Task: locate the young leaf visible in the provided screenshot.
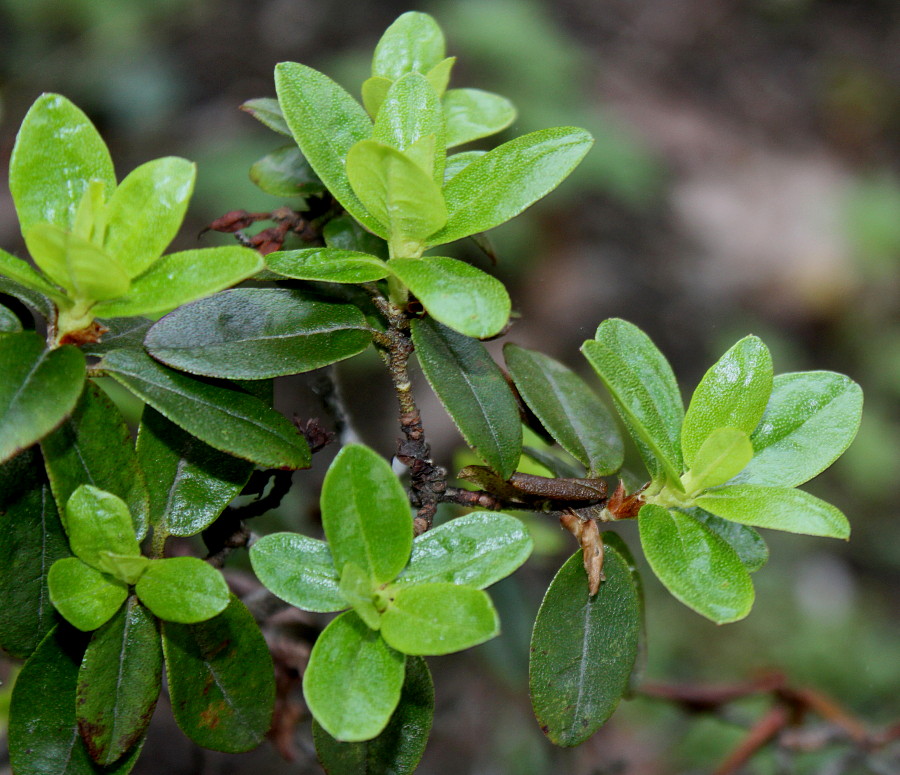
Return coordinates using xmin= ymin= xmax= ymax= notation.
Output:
xmin=76 ymin=597 xmax=162 ymax=765
xmin=91 ymin=245 xmax=264 ymax=319
xmin=372 ymin=12 xmax=445 ymax=80
xmin=681 ymin=335 xmax=773 ymax=467
xmin=163 ymin=595 xmax=275 ymax=752
xmin=391 ymin=256 xmax=510 ymax=338
xmin=529 ymin=546 xmax=641 ymax=747
xmin=680 ymin=507 xmax=769 ymax=573
xmin=731 ymin=371 xmax=864 ymax=487
xmin=428 ymin=127 xmax=593 ymax=246
xmin=250 ymin=145 xmax=325 ymax=197
xmin=249 ymin=532 xmax=346 ymax=612
xmin=313 ymin=656 xmax=434 ymax=775
xmin=99 ymin=349 xmax=310 ymax=469
xmin=321 ymin=444 xmax=412 ymax=585
xmin=638 ymin=504 xmax=754 ymax=623
xmin=304 ymin=611 xmax=406 ymax=742
xmin=362 ymin=75 xmax=393 ymax=117
xmin=582 ymin=319 xmax=684 ymax=487
xmin=136 ymin=407 xmax=253 ymax=537
xmin=443 ymin=150 xmax=486 ymax=183
xmin=145 ymin=287 xmax=372 ymax=379
xmin=274 ymin=62 xmax=379 ymax=232
xmin=411 ymin=318 xmax=521 ymax=479
xmin=240 ymin=97 xmax=291 ymax=136
xmin=0 ymin=331 xmax=85 ymax=465
xmin=48 ymin=557 xmax=128 ymax=631
xmin=380 ymin=583 xmax=499 ymax=656
xmin=426 ymin=56 xmax=455 ymax=95
xmin=696 ymin=484 xmax=850 ymax=539
xmin=443 ymin=88 xmax=516 ymax=148
xmin=10 ymin=93 xmax=116 ymax=235
xmin=397 ymin=512 xmax=532 ymax=589
xmin=681 ymin=427 xmax=753 ymax=493
xmin=64 ymin=485 xmax=142 ymax=574
xmin=135 ymin=557 xmax=230 ymax=624
xmin=0 ymin=246 xmax=69 ymax=303
xmin=42 ymin=382 xmax=149 ymax=540
xmin=340 ymin=562 xmax=382 ymax=630
xmin=267 ymin=247 xmax=390 ymax=284
xmin=505 ymin=343 xmax=624 ymax=476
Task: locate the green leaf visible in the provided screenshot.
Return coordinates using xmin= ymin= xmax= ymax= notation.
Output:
xmin=249 ymin=532 xmax=346 ymax=612
xmin=136 ymin=407 xmax=253 ymax=537
xmin=696 ymin=484 xmax=850 ymax=539
xmin=397 ymin=512 xmax=532 ymax=589
xmin=346 ymin=140 xmax=446 ymax=255
xmin=372 ymin=12 xmax=445 ymax=80
xmin=0 ymin=449 xmax=71 ymax=658
xmin=681 ymin=336 xmax=773 ymax=467
xmin=305 ymin=612 xmax=406 ymax=742
xmin=135 ymin=557 xmax=229 ymax=624
xmin=163 ymin=595 xmax=275 ymax=752
xmin=240 ymin=97 xmax=291 ymax=136
xmin=362 ymin=76 xmax=393 ymax=117
xmin=10 ymin=93 xmax=115 ymax=235
xmin=581 ymin=319 xmax=684 ymax=487
xmin=443 ymin=151 xmax=485 ymax=183
xmin=0 ymin=332 xmax=85 ymax=465
xmin=381 ymin=583 xmax=499 ymax=656
xmin=340 ymin=562 xmax=382 ymax=630
xmin=681 ymin=427 xmax=753 ymax=493
xmin=42 ymin=382 xmax=149 ymax=541
xmin=249 ymin=145 xmax=325 ymax=197
xmin=425 ymin=56 xmax=455 ymax=96
xmin=505 ymin=343 xmax=623 ymax=476
xmin=63 ymin=485 xmax=141 ymax=575
xmin=48 ymin=557 xmax=127 ymax=631
xmin=91 ymin=245 xmax=264 ymax=319
xmin=313 ymin=656 xmax=433 ymax=775
xmin=267 ymin=247 xmax=390 ymax=284
xmin=99 ymin=349 xmax=310 ymax=469
xmin=411 ymin=318 xmax=521 ymax=478
xmin=81 ymin=317 xmax=153 ymax=356
xmin=76 ymin=597 xmax=162 ymax=765
xmin=0 ymin=246 xmax=68 ymax=303
xmin=680 ymin=507 xmax=769 ymax=573
xmin=529 ymin=546 xmax=641 ymax=747
xmin=391 ymin=256 xmax=509 ymax=338
xmin=443 ymin=89 xmax=516 ymax=148
xmin=9 ymin=626 xmax=145 ymax=775
xmin=731 ymin=371 xmax=864 ymax=487
xmin=144 ymin=287 xmax=371 ymax=379
xmin=638 ymin=504 xmax=754 ymax=623
xmin=275 ymin=62 xmax=379 ymax=232
xmin=104 ymin=157 xmax=196 ymax=277
xmin=321 ymin=444 xmax=412 ymax=585
xmin=323 ymin=214 xmax=389 ymax=259
xmin=428 ymin=127 xmax=593 ymax=246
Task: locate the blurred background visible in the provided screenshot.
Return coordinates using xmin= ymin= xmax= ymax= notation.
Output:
xmin=0 ymin=0 xmax=898 ymax=773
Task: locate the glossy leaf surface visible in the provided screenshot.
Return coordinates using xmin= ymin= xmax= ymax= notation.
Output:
xmin=340 ymin=562 xmax=382 ymax=630
xmin=267 ymin=248 xmax=389 ymax=284
xmin=240 ymin=97 xmax=291 ymax=136
xmin=443 ymin=88 xmax=516 ymax=148
xmin=681 ymin=507 xmax=769 ymax=573
xmin=681 ymin=427 xmax=753 ymax=493
xmin=135 ymin=557 xmax=229 ymax=624
xmin=47 ymin=557 xmax=127 ymax=632
xmin=372 ymin=12 xmax=445 ymax=80
xmin=250 ymin=145 xmax=324 ymax=197
xmin=81 ymin=317 xmax=153 ymax=356
xmin=443 ymin=151 xmax=485 ymax=182
xmin=64 ymin=485 xmax=141 ymax=575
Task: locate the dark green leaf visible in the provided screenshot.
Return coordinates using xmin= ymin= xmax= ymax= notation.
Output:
xmin=63 ymin=485 xmax=142 ymax=577
xmin=267 ymin=248 xmax=389 ymax=284
xmin=145 ymin=287 xmax=372 ymax=379
xmin=323 ymin=215 xmax=389 ymax=259
xmin=679 ymin=508 xmax=768 ymax=573
xmin=0 ymin=246 xmax=68 ymax=306
xmin=77 ymin=598 xmax=162 ymax=765
xmin=48 ymin=557 xmax=127 ymax=631
xmin=136 ymin=557 xmax=229 ymax=624
xmin=0 ymin=332 xmax=85 ymax=464
xmin=313 ymin=656 xmax=433 ymax=775
xmin=505 ymin=343 xmax=623 ymax=475
xmin=240 ymin=97 xmax=291 ymax=136
xmin=372 ymin=12 xmax=445 ymax=80
xmin=99 ymin=349 xmax=310 ymax=469
xmin=250 ymin=145 xmax=325 ymax=197
xmin=81 ymin=317 xmax=153 ymax=356
xmin=529 ymin=546 xmax=641 ymax=747
xmin=443 ymin=89 xmax=516 ymax=148
xmin=303 ymin=611 xmax=406 ymax=742
xmin=0 ymin=272 xmax=59 ymax=320
xmin=412 ymin=318 xmax=521 ymax=479
xmin=521 ymin=446 xmax=585 ymax=479
xmin=163 ymin=595 xmax=275 ymax=752
xmin=136 ymin=407 xmax=253 ymax=537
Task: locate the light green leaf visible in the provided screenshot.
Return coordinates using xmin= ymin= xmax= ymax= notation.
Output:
xmin=680 ymin=507 xmax=769 ymax=573
xmin=696 ymin=484 xmax=850 ymax=539
xmin=372 ymin=12 xmax=445 ymax=80
xmin=249 ymin=145 xmax=324 ymax=197
xmin=380 ymin=583 xmax=499 ymax=656
xmin=304 ymin=611 xmax=406 ymax=742
xmin=681 ymin=427 xmax=753 ymax=493
xmin=638 ymin=504 xmax=754 ymax=623
xmin=732 ymin=371 xmax=864 ymax=487
xmin=135 ymin=557 xmax=230 ymax=624
xmin=582 ymin=319 xmax=684 ymax=486
xmin=443 ymin=151 xmax=485 ymax=183
xmin=428 ymin=127 xmax=593 ymax=246
xmin=0 ymin=246 xmax=68 ymax=304
xmin=397 ymin=512 xmax=532 ymax=589
xmin=682 ymin=336 xmax=773 ymax=467
xmin=267 ymin=247 xmax=389 ymax=284
xmin=250 ymin=532 xmax=345 ymax=612
xmin=391 ymin=256 xmax=509 ymax=338
xmin=91 ymin=245 xmax=263 ymax=319
xmin=443 ymin=89 xmax=516 ymax=148
xmin=425 ymin=56 xmax=455 ymax=96
xmin=505 ymin=343 xmax=623 ymax=475
xmin=340 ymin=562 xmax=382 ymax=630
xmin=48 ymin=557 xmax=127 ymax=631
xmin=321 ymin=444 xmax=412 ymax=585
xmin=0 ymin=332 xmax=85 ymax=465
xmin=411 ymin=318 xmax=521 ymax=478
xmin=240 ymin=97 xmax=291 ymax=136
xmin=64 ymin=485 xmax=141 ymax=576
xmin=10 ymin=93 xmax=116 ymax=235
xmin=362 ymin=76 xmax=393 ymax=117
